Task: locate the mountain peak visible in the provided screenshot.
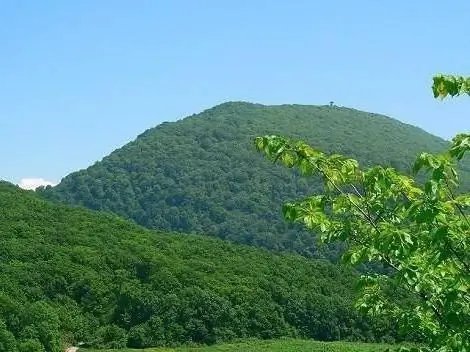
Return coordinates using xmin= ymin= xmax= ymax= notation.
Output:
xmin=39 ymin=103 xmax=469 ymax=258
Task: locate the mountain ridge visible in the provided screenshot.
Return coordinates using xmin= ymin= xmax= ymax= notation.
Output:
xmin=38 ymin=101 xmax=470 ymax=258
xmin=67 ymin=101 xmax=448 ymax=174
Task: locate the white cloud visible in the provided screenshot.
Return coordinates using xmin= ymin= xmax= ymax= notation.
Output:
xmin=18 ymin=178 xmax=57 ymax=190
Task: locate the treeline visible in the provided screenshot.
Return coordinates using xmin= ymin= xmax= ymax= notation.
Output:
xmin=38 ymin=102 xmax=470 ymax=260
xmin=1 ymin=182 xmax=404 ymax=351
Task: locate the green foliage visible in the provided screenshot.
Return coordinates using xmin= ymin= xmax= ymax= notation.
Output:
xmin=18 ymin=302 xmax=61 ymax=352
xmin=82 ymin=338 xmax=400 ymax=352
xmin=92 ymin=325 xmax=128 ymax=349
xmin=432 ymin=74 xmax=470 ymax=99
xmin=0 ymin=182 xmax=396 ymax=349
xmin=17 ymin=340 xmax=45 ymax=352
xmin=0 ymin=320 xmax=17 ymax=352
xmin=38 ymin=102 xmax=470 ymax=260
xmin=254 ymin=130 xmax=470 ymax=351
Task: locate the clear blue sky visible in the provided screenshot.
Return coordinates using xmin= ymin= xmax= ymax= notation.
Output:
xmin=1 ymin=1 xmax=469 ymax=186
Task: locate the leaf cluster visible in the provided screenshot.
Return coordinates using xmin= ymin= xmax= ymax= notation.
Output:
xmin=254 ymin=132 xmax=470 ymax=352
xmin=432 ymin=75 xmax=470 ymax=99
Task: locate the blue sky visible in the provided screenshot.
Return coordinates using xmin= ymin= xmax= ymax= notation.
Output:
xmin=1 ymin=1 xmax=469 ymax=187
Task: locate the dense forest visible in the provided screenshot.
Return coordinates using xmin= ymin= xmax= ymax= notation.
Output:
xmin=39 ymin=102 xmax=470 ymax=259
xmin=0 ymin=182 xmax=408 ymax=351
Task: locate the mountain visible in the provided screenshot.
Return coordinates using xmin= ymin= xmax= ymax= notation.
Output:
xmin=0 ymin=181 xmax=397 ymax=351
xmin=38 ymin=102 xmax=470 ymax=258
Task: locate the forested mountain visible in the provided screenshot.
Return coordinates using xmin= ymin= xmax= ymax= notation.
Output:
xmin=0 ymin=182 xmax=401 ymax=351
xmin=38 ymin=102 xmax=470 ymax=258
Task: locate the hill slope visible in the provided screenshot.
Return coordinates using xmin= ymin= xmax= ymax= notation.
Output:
xmin=39 ymin=102 xmax=470 ymax=258
xmin=0 ymin=182 xmax=396 ymax=351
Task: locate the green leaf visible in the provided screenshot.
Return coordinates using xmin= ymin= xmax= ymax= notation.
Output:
xmin=255 ymin=97 xmax=470 ymax=351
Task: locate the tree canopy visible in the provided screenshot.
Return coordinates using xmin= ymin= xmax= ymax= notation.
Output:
xmin=0 ymin=182 xmax=401 ymax=351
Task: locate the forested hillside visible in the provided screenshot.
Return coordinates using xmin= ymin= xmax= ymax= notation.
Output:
xmin=0 ymin=182 xmax=403 ymax=351
xmin=38 ymin=102 xmax=470 ymax=258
